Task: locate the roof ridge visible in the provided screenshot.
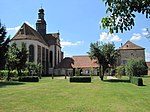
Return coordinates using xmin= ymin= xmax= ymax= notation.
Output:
xmin=11 ymin=23 xmax=48 ymax=46
xmin=120 ymin=40 xmax=144 ymax=50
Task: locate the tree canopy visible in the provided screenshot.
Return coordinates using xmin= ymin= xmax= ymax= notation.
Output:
xmin=0 ymin=22 xmax=10 ymax=69
xmin=101 ymin=0 xmax=150 ymax=33
xmin=87 ymin=42 xmax=119 ymax=80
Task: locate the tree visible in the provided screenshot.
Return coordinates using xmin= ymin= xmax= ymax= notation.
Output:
xmin=5 ymin=43 xmax=19 ymax=80
xmin=87 ymin=42 xmax=119 ymax=80
xmin=0 ymin=22 xmax=10 ymax=69
xmin=101 ymin=0 xmax=150 ymax=33
xmin=87 ymin=42 xmax=106 ymax=80
xmin=16 ymin=43 xmax=28 ymax=76
xmin=125 ymin=59 xmax=148 ymax=80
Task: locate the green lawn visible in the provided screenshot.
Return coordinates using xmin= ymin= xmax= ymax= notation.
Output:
xmin=0 ymin=76 xmax=150 ymax=112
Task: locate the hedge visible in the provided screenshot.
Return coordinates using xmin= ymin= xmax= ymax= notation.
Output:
xmin=130 ymin=77 xmax=143 ymax=86
xmin=70 ymin=76 xmax=91 ymax=82
xmin=19 ymin=76 xmax=39 ymax=82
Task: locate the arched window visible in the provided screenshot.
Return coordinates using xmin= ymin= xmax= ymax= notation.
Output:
xmin=58 ymin=50 xmax=59 ymax=63
xmin=29 ymin=45 xmax=34 ymax=62
xmin=50 ymin=51 xmax=53 ymax=67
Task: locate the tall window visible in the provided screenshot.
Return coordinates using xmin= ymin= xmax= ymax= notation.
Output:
xmin=29 ymin=45 xmax=34 ymax=62
xmin=50 ymin=51 xmax=53 ymax=67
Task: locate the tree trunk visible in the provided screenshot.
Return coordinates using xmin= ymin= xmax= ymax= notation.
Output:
xmin=7 ymin=69 xmax=11 ymax=81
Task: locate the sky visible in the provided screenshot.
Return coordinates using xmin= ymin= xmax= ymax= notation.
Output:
xmin=0 ymin=0 xmax=150 ymax=61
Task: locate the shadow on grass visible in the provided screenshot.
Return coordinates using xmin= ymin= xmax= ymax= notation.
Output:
xmin=0 ymin=81 xmax=25 ymax=88
xmin=104 ymin=79 xmax=130 ymax=83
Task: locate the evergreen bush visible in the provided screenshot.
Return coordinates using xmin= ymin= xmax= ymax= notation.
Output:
xmin=19 ymin=76 xmax=39 ymax=82
xmin=70 ymin=76 xmax=91 ymax=82
xmin=130 ymin=77 xmax=143 ymax=86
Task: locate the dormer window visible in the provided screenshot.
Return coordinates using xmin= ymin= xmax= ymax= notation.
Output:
xmin=126 ymin=45 xmax=128 ymax=47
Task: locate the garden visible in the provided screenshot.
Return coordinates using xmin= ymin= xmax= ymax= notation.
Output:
xmin=0 ymin=76 xmax=150 ymax=112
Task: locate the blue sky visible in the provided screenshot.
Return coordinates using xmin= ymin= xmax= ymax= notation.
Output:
xmin=0 ymin=0 xmax=150 ymax=61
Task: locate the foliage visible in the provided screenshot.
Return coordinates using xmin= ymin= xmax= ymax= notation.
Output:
xmin=87 ymin=42 xmax=119 ymax=80
xmin=130 ymin=77 xmax=143 ymax=86
xmin=101 ymin=0 xmax=150 ymax=33
xmin=26 ymin=62 xmax=42 ymax=77
xmin=5 ymin=43 xmax=28 ymax=80
xmin=19 ymin=76 xmax=39 ymax=82
xmin=5 ymin=43 xmax=19 ymax=80
xmin=0 ymin=70 xmax=8 ymax=79
xmin=125 ymin=59 xmax=148 ymax=78
xmin=0 ymin=22 xmax=10 ymax=69
xmin=115 ymin=66 xmax=125 ymax=78
xmin=70 ymin=76 xmax=91 ymax=82
xmin=75 ymin=68 xmax=81 ymax=76
xmin=16 ymin=42 xmax=28 ymax=76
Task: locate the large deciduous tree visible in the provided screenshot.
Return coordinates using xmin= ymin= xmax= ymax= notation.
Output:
xmin=87 ymin=42 xmax=119 ymax=80
xmin=6 ymin=43 xmax=19 ymax=80
xmin=0 ymin=22 xmax=10 ymax=69
xmin=6 ymin=43 xmax=28 ymax=80
xmin=101 ymin=0 xmax=150 ymax=33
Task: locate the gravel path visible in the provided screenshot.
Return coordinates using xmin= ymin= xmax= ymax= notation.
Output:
xmin=107 ymin=76 xmax=118 ymax=80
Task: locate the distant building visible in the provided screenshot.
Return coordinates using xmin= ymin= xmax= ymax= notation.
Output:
xmin=11 ymin=8 xmax=63 ymax=75
xmin=54 ymin=56 xmax=99 ymax=76
xmin=118 ymin=41 xmax=145 ymax=65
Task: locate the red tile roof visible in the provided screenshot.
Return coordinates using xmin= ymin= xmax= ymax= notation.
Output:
xmin=72 ymin=56 xmax=99 ymax=68
xmin=55 ymin=56 xmax=99 ymax=69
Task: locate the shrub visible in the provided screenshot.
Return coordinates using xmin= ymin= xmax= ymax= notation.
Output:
xmin=125 ymin=59 xmax=148 ymax=77
xmin=10 ymin=70 xmax=18 ymax=77
xmin=19 ymin=76 xmax=39 ymax=82
xmin=130 ymin=77 xmax=143 ymax=86
xmin=115 ymin=66 xmax=125 ymax=78
xmin=0 ymin=70 xmax=8 ymax=79
xmin=70 ymin=76 xmax=91 ymax=82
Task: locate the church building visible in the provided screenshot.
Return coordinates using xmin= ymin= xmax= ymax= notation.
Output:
xmin=11 ymin=8 xmax=63 ymax=75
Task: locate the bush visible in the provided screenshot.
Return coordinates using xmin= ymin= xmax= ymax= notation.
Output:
xmin=70 ymin=76 xmax=91 ymax=82
xmin=115 ymin=66 xmax=125 ymax=78
xmin=19 ymin=76 xmax=39 ymax=82
xmin=130 ymin=77 xmax=143 ymax=86
xmin=125 ymin=59 xmax=148 ymax=77
xmin=0 ymin=70 xmax=8 ymax=79
xmin=10 ymin=70 xmax=18 ymax=77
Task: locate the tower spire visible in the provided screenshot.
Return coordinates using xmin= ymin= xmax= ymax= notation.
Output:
xmin=36 ymin=7 xmax=46 ymax=36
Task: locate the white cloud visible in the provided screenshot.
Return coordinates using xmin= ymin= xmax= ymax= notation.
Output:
xmin=63 ymin=51 xmax=72 ymax=57
xmin=7 ymin=25 xmax=21 ymax=31
xmin=145 ymin=52 xmax=150 ymax=62
xmin=60 ymin=38 xmax=84 ymax=48
xmin=99 ymin=32 xmax=122 ymax=42
xmin=6 ymin=25 xmax=21 ymax=37
xmin=130 ymin=33 xmax=141 ymax=41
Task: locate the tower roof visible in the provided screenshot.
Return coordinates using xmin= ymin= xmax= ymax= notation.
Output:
xmin=119 ymin=41 xmax=144 ymax=50
xmin=11 ymin=23 xmax=48 ymax=46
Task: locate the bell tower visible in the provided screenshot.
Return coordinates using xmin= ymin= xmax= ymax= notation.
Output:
xmin=36 ymin=7 xmax=46 ymax=36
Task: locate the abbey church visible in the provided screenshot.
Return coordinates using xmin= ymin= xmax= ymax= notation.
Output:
xmin=11 ymin=8 xmax=63 ymax=75
xmin=11 ymin=8 xmax=147 ymax=76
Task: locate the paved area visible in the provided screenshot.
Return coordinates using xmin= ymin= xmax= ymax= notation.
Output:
xmin=107 ymin=76 xmax=118 ymax=80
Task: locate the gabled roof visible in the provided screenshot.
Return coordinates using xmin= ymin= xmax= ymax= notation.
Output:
xmin=55 ymin=56 xmax=99 ymax=69
xmin=54 ymin=57 xmax=74 ymax=69
xmin=119 ymin=41 xmax=144 ymax=50
xmin=11 ymin=23 xmax=48 ymax=46
xmin=72 ymin=56 xmax=99 ymax=68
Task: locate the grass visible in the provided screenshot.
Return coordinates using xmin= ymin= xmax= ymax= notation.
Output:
xmin=0 ymin=76 xmax=150 ymax=112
